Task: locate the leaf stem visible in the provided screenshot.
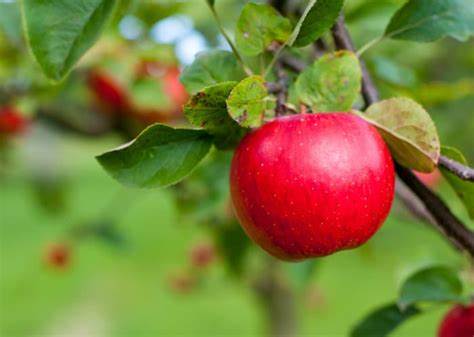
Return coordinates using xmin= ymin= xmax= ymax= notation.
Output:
xmin=206 ymin=2 xmax=252 ymax=76
xmin=356 ymin=36 xmax=384 ymax=57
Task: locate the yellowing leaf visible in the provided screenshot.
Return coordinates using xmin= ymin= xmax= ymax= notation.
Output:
xmin=359 ymin=97 xmax=440 ymax=172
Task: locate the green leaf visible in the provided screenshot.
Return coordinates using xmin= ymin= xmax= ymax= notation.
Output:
xmin=295 ymin=51 xmax=362 ymax=112
xmin=214 ymin=221 xmax=251 ymax=277
xmin=22 ymin=0 xmax=117 ymax=81
xmin=184 ymin=82 xmax=247 ymax=150
xmin=351 ymin=303 xmax=420 ymax=337
xmin=180 ymin=50 xmax=246 ymax=94
xmin=385 ymin=0 xmax=474 ymax=42
xmin=440 ymin=146 xmax=474 ymax=219
xmin=371 ymin=57 xmax=418 ymax=88
xmin=0 ymin=1 xmax=22 ymax=45
xmin=292 ymin=0 xmax=344 ymax=47
xmin=287 ymin=260 xmax=319 ymax=290
xmin=206 ymin=0 xmax=215 ymax=8
xmin=359 ymin=97 xmax=440 ymax=172
xmin=398 ymin=265 xmax=464 ymax=309
xmin=227 ymin=75 xmax=268 ymax=128
xmin=235 ymin=3 xmax=292 ymax=56
xmin=97 ymin=124 xmax=212 ymax=188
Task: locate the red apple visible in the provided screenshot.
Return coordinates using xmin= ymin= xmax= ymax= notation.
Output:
xmin=414 ymin=169 xmax=441 ymax=189
xmin=438 ymin=304 xmax=474 ymax=337
xmin=0 ymin=106 xmax=27 ymax=135
xmin=162 ymin=66 xmax=188 ymax=110
xmin=87 ymin=70 xmax=129 ymax=114
xmin=230 ymin=113 xmax=395 ymax=260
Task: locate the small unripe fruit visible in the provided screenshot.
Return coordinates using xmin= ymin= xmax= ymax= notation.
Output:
xmin=438 ymin=304 xmax=474 ymax=337
xmin=230 ymin=113 xmax=395 ymax=260
xmin=45 ymin=243 xmax=70 ymax=269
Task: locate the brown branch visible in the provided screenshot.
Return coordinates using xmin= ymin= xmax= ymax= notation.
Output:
xmin=280 ymin=54 xmax=306 ymax=73
xmin=331 ymin=15 xmax=474 ymax=257
xmin=275 ymin=61 xmax=288 ymax=116
xmin=331 ymin=18 xmax=379 ymax=106
xmin=252 ymin=258 xmax=297 ymax=337
xmin=439 ymin=155 xmax=474 ymax=182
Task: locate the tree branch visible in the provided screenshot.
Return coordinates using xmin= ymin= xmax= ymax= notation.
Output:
xmin=275 ymin=61 xmax=288 ymax=116
xmin=331 ymin=15 xmax=474 ymax=257
xmin=439 ymin=155 xmax=474 ymax=182
xmin=331 ymin=18 xmax=379 ymax=106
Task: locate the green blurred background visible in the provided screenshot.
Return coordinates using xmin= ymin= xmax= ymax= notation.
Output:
xmin=1 ymin=0 xmax=473 ymax=336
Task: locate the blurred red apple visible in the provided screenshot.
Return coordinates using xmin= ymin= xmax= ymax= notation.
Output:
xmin=87 ymin=70 xmax=129 ymax=114
xmin=439 ymin=304 xmax=474 ymax=337
xmin=0 ymin=106 xmax=28 ymax=135
xmin=163 ymin=66 xmax=188 ymax=110
xmin=230 ymin=113 xmax=395 ymax=260
xmin=133 ymin=60 xmax=187 ymax=121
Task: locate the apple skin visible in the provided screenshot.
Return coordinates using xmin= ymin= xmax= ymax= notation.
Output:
xmin=230 ymin=113 xmax=395 ymax=260
xmin=438 ymin=304 xmax=474 ymax=337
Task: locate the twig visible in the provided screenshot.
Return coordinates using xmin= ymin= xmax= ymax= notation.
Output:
xmin=331 ymin=17 xmax=379 ymax=106
xmin=252 ymin=257 xmax=297 ymax=337
xmin=280 ymin=54 xmax=306 ymax=72
xmin=331 ymin=15 xmax=474 ymax=257
xmin=439 ymin=155 xmax=474 ymax=182
xmin=274 ymin=61 xmax=288 ymax=116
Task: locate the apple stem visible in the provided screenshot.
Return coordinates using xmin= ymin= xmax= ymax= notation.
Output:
xmin=331 ymin=15 xmax=474 ymax=257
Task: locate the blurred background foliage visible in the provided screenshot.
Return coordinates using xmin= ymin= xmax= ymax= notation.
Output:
xmin=0 ymin=0 xmax=473 ymax=336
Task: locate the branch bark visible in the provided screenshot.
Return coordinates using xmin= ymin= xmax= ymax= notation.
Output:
xmin=331 ymin=15 xmax=474 ymax=257
xmin=253 ymin=258 xmax=297 ymax=337
xmin=439 ymin=155 xmax=474 ymax=182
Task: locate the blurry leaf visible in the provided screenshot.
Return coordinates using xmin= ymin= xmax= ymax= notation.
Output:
xmin=206 ymin=0 xmax=215 ymax=7
xmin=292 ymin=0 xmax=344 ymax=47
xmin=440 ymin=146 xmax=474 ymax=219
xmin=130 ymin=77 xmax=171 ymax=111
xmin=371 ymin=57 xmax=418 ymax=88
xmin=415 ymin=80 xmax=474 ymax=106
xmin=287 ymin=260 xmax=319 ymax=290
xmin=235 ymin=3 xmax=292 ymax=56
xmin=0 ymin=1 xmax=22 ymax=45
xmin=97 ymin=124 xmax=212 ymax=188
xmin=184 ymin=82 xmax=248 ymax=149
xmin=398 ymin=265 xmax=464 ymax=309
xmin=351 ymin=303 xmax=420 ymax=337
xmin=295 ymin=51 xmax=362 ymax=112
xmin=385 ymin=0 xmax=474 ymax=42
xmin=214 ymin=221 xmax=251 ymax=277
xmin=359 ymin=97 xmax=440 ymax=172
xmin=227 ymin=76 xmax=268 ymax=128
xmin=22 ymin=0 xmax=117 ymax=81
xmin=180 ymin=50 xmax=246 ymax=94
